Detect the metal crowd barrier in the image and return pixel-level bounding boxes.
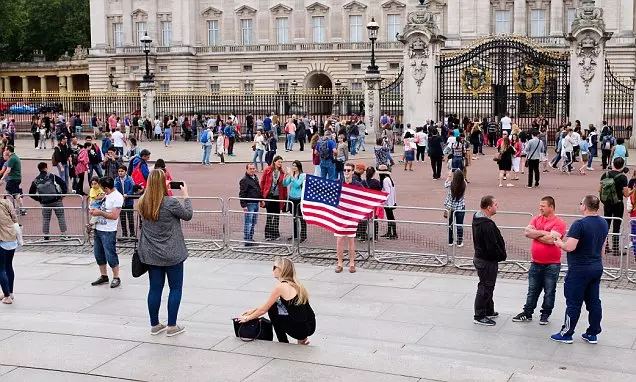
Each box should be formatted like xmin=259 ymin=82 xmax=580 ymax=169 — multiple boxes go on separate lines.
xmin=15 ymin=194 xmax=86 ymax=246
xmin=453 ymin=210 xmax=534 ymax=273
xmin=297 ymin=216 xmax=371 ymax=261
xmin=177 ymin=197 xmax=225 ymax=251
xmin=627 ymin=218 xmax=636 ymax=283
xmin=557 ymin=214 xmax=624 ymax=281
xmin=226 ymin=197 xmax=295 ymax=256
xmin=372 ymin=207 xmax=450 ymax=267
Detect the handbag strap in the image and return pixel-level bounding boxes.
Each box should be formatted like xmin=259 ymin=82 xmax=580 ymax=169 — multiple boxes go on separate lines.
xmin=134 ymin=214 xmax=141 ymax=252
xmin=237 ymin=319 xmax=261 ymax=342
xmin=529 ymin=140 xmax=541 ymax=159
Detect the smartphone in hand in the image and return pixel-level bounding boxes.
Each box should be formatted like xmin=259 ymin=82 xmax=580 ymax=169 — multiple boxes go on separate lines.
xmin=169 ymin=181 xmax=185 ymax=190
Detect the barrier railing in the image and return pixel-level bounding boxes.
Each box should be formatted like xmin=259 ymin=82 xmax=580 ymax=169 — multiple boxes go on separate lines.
xmin=453 ymin=210 xmax=534 ymax=273
xmin=297 ymin=217 xmax=371 ymax=261
xmin=178 ymin=197 xmax=225 ymax=251
xmin=226 ymin=197 xmax=295 ymax=255
xmin=558 ymin=214 xmax=624 ymax=281
xmin=372 ymin=207 xmax=450 ymax=267
xmin=627 ymin=218 xmax=636 ymax=283
xmin=16 ymin=194 xmax=86 ymax=246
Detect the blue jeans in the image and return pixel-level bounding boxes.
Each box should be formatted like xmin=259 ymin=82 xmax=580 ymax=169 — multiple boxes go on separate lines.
xmin=58 ymin=164 xmax=69 ymax=187
xmin=147 ymin=262 xmax=184 ymax=327
xmin=202 ymin=145 xmax=212 ymax=164
xmin=523 ymin=262 xmax=561 ymax=316
xmin=451 ymin=156 xmax=464 ymax=171
xmin=350 ymin=137 xmax=358 ymax=155
xmin=320 ymin=159 xmax=336 ymax=180
xmin=93 ymin=230 xmax=119 ymax=268
xmin=75 ymin=126 xmax=82 ymax=138
xmin=587 ymin=148 xmax=596 ymax=168
xmin=164 ymin=128 xmax=172 ymax=146
xmin=448 ymin=210 xmax=464 ymax=245
xmin=631 ymin=220 xmax=636 ymax=257
xmin=357 ymin=136 xmax=365 ymax=151
xmin=243 ymin=203 xmax=259 ymax=242
xmin=252 ymin=149 xmax=264 ymax=170
xmin=88 ymin=163 xmax=103 ymax=179
xmin=560 ymin=266 xmax=603 ymax=336
xmin=286 ymin=133 xmax=296 ymax=150
xmin=273 ymin=125 xmax=279 ymax=140
xmin=0 ymin=247 xmax=15 ymax=297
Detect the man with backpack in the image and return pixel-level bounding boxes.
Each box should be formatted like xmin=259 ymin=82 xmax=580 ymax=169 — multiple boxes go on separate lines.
xmin=28 ymin=162 xmax=68 ymax=241
xmin=599 ymin=157 xmax=630 ymax=255
xmin=53 ymin=135 xmax=71 ymax=187
xmin=224 ymin=120 xmax=236 ymax=156
xmin=85 ymin=136 xmax=103 ymax=179
xmin=316 ymin=130 xmax=338 ymax=180
xmin=600 ymin=132 xmax=616 ymax=170
xmin=200 ymin=124 xmax=213 ymax=165
xmin=127 ymin=149 xmax=151 ymax=188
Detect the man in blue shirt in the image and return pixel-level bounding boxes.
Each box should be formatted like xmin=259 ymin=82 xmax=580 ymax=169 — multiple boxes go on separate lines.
xmin=263 ymin=114 xmax=272 ymax=133
xmin=551 ymin=195 xmax=608 ymax=344
xmin=115 ymin=165 xmax=135 ymax=238
xmin=315 ymin=130 xmax=337 ymax=180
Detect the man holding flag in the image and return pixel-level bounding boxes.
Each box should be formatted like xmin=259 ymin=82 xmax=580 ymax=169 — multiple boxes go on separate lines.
xmin=301 ymin=162 xmax=388 ymax=273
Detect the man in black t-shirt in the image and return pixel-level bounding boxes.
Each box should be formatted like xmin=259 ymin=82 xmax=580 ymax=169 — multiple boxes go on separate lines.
xmin=599 ymin=157 xmax=629 ymax=254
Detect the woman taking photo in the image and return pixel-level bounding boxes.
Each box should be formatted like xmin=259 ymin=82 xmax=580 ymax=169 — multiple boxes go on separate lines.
xmin=260 ymin=155 xmax=288 ymax=241
xmin=283 ymin=160 xmax=307 ymax=242
xmin=497 ymin=137 xmax=516 ymax=187
xmin=377 ymin=165 xmax=397 ymax=239
xmin=137 ymin=169 xmax=193 ymax=337
xmin=239 ymin=258 xmax=315 ymax=344
xmin=0 ymin=198 xmax=18 ymax=304
xmin=444 ymin=170 xmax=467 ymax=247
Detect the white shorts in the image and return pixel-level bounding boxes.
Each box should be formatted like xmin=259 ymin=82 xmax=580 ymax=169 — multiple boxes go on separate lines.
xmin=334 ymin=233 xmax=356 ymax=238
xmin=512 ymin=157 xmax=521 ymax=172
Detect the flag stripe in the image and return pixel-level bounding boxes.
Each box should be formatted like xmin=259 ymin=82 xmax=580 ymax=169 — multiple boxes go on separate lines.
xmin=301 ymin=203 xmax=366 ymax=223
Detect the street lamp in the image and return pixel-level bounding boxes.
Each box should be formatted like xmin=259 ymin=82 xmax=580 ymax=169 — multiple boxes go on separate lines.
xmin=140 ymin=32 xmax=154 ymax=83
xmin=366 ymin=17 xmax=380 ymax=74
xmin=108 ymin=73 xmax=119 ymax=89
xmin=290 ymin=80 xmax=299 ymax=114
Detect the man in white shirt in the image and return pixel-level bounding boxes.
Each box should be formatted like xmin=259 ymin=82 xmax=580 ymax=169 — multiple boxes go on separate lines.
xmin=111 ymin=127 xmax=126 ymax=158
xmin=500 ymin=113 xmax=512 ymax=135
xmin=571 ymin=128 xmax=581 ymax=162
xmin=89 ymin=176 xmax=124 ymax=288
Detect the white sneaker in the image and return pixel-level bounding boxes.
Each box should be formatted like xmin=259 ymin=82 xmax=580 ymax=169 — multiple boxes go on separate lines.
xmin=457 ymin=243 xmax=464 ymax=248
xmin=587 ymin=167 xmax=594 ymax=171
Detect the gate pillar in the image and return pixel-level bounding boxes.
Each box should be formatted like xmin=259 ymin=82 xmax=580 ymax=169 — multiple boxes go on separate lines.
xmin=567 ymin=0 xmax=612 ymax=129
xmin=397 ymin=0 xmax=445 ymax=126
xmin=364 ymin=73 xmax=382 ymax=138
xmin=139 ymin=81 xmax=156 ymax=122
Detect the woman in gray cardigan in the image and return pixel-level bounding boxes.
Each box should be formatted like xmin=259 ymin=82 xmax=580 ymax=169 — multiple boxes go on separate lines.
xmin=137 ymin=169 xmax=193 ymax=337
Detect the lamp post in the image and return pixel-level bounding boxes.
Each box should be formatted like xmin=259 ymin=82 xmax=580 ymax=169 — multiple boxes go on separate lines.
xmin=140 ymin=32 xmax=154 ymax=83
xmin=366 ymin=17 xmax=380 ymax=75
xmin=291 ymin=79 xmax=298 ymax=114
xmin=334 ymin=79 xmax=342 ymax=116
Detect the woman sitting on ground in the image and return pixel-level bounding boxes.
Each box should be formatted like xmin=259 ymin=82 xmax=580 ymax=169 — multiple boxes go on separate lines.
xmin=239 ymin=258 xmax=316 ymax=345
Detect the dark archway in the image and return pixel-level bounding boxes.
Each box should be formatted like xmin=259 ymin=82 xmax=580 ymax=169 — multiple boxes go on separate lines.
xmin=305 ymin=72 xmax=333 ymax=116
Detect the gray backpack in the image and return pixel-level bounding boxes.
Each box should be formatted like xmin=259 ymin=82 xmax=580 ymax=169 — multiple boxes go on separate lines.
xmin=35 ymin=174 xmax=61 ymax=204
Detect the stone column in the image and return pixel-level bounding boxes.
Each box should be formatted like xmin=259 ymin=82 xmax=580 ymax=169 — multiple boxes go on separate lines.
xmin=59 ymin=75 xmax=67 ymax=93
xmin=568 ymin=1 xmax=612 ymax=130
xmin=39 ymin=75 xmax=47 ymax=93
xmin=66 ymin=75 xmax=74 ymax=92
xmin=550 ymin=0 xmax=564 ymax=36
xmin=620 ymin=0 xmax=634 ymax=36
xmin=513 ymin=0 xmax=526 ymax=35
xmin=446 ymin=0 xmax=459 ymax=41
xmin=397 ymin=2 xmax=444 ymax=126
xmin=0 ymin=78 xmax=4 ymax=93
xmin=476 ymin=0 xmax=491 ymax=37
xmin=139 ymin=81 xmax=157 ymax=120
xmin=3 ymin=77 xmax=10 ymax=93
xmin=21 ymin=76 xmax=29 ymax=93
xmin=364 ymin=73 xmax=382 ymax=138
xmin=122 ymin=0 xmax=133 ymax=46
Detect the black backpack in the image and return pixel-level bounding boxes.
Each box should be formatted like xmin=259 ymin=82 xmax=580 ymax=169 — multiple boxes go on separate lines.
xmin=88 ymin=145 xmax=100 ymax=164
xmin=35 ymin=174 xmax=61 ymax=204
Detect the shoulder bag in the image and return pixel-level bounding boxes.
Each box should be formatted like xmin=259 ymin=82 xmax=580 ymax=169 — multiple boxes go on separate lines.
xmin=232 ymin=317 xmax=274 ymax=342
xmin=524 ymin=141 xmax=541 ymax=168
xmin=131 ymin=215 xmax=148 ymax=278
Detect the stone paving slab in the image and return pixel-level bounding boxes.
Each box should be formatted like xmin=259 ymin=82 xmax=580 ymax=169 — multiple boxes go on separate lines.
xmin=0 ymin=251 xmax=635 ymax=381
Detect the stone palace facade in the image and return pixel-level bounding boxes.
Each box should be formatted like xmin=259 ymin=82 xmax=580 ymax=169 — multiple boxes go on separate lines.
xmin=88 ymin=0 xmax=636 ymax=91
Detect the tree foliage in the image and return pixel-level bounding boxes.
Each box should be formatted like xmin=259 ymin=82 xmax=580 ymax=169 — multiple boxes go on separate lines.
xmin=0 ymin=0 xmax=90 ymax=62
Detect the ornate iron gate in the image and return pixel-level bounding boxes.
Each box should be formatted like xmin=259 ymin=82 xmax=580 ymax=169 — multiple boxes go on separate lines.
xmin=380 ymin=68 xmax=404 ymax=119
xmin=436 ymin=36 xmax=570 ymax=134
xmin=604 ymin=60 xmax=634 ymax=140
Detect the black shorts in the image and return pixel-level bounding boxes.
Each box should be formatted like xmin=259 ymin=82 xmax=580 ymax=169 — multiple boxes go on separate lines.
xmin=5 ymin=179 xmax=22 ymax=195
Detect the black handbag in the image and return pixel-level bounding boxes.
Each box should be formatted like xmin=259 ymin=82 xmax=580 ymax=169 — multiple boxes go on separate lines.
xmin=232 ymin=317 xmax=274 ymax=342
xmin=131 ymin=216 xmax=148 ymax=278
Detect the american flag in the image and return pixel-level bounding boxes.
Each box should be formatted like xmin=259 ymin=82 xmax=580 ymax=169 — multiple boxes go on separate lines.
xmin=301 ymin=175 xmax=389 ymax=235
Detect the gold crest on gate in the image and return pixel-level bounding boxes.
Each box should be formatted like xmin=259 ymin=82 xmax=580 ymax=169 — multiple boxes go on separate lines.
xmin=461 ymin=62 xmax=491 ymax=99
xmin=513 ymin=63 xmax=545 ymax=99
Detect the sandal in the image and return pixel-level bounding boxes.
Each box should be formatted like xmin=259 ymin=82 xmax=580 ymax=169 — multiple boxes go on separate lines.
xmin=335 ymin=265 xmax=343 ymax=273
xmin=349 ymin=266 xmax=356 ymax=273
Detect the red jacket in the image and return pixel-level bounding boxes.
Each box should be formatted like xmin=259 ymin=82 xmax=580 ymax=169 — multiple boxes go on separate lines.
xmin=260 ymin=166 xmax=288 ymax=209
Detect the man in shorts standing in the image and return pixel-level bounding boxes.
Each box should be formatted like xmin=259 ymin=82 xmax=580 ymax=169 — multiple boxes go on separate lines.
xmin=335 ymin=163 xmax=362 ymax=274
xmin=0 ymin=145 xmax=25 ymax=215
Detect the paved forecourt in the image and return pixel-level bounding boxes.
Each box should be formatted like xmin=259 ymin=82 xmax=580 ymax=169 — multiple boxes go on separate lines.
xmin=0 ymin=251 xmax=634 ymax=381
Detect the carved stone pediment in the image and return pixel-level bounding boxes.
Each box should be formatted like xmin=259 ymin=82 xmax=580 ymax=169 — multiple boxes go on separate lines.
xmin=235 ymin=5 xmax=257 ymax=17
xmin=381 ymin=0 xmax=407 ymax=11
xmin=201 ymin=6 xmax=223 ymax=18
xmin=490 ymin=0 xmax=514 ymax=10
xmin=306 ymin=2 xmax=330 ymax=13
xmin=270 ymin=3 xmax=293 ymax=15
xmin=343 ymin=1 xmax=368 ymax=12
xmin=571 ymin=0 xmax=606 ymax=36
xmin=131 ymin=8 xmax=147 ymax=17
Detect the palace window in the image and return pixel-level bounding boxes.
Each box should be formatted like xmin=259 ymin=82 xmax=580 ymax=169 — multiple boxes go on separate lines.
xmin=312 ymin=16 xmax=326 ymax=43
xmin=349 ymin=15 xmax=363 ymax=42
xmin=241 ymin=19 xmax=253 ymax=45
xmin=207 ymin=20 xmax=219 ymax=46
xmin=387 ymin=14 xmax=401 ymax=41
xmin=495 ymin=10 xmax=511 ymax=34
xmin=113 ymin=23 xmax=124 ymax=47
xmin=135 ymin=22 xmax=147 ymax=45
xmin=530 ymin=9 xmax=547 ymax=37
xmin=161 ymin=21 xmax=172 ymax=47
xmin=567 ymin=8 xmax=576 ymax=33
xmin=276 ymin=17 xmax=289 ymax=44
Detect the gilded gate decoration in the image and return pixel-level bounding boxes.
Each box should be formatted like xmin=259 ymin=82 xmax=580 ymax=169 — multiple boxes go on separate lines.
xmin=513 ymin=63 xmax=546 ymax=98
xmin=461 ymin=61 xmax=491 ymax=99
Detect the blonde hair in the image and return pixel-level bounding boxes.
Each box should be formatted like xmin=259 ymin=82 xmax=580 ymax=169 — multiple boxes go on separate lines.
xmin=137 ymin=169 xmax=168 ymax=222
xmin=274 ymin=258 xmax=309 ymax=305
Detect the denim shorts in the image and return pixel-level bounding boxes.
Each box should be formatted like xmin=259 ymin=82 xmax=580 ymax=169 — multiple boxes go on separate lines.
xmin=5 ymin=179 xmax=22 ymax=195
xmin=93 ymin=230 xmax=119 ymax=267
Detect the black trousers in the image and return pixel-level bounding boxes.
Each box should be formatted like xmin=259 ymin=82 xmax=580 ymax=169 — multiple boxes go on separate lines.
xmin=267 ymin=304 xmax=316 ymax=343
xmin=603 ymin=202 xmax=623 ymax=251
xmin=228 ymin=136 xmax=235 ymax=155
xmin=289 ymin=198 xmax=306 ymax=241
xmin=120 ymin=207 xmax=135 ymax=237
xmin=264 ymin=200 xmax=281 ymax=240
xmin=473 ymin=257 xmax=498 ymax=319
xmin=527 ymin=159 xmax=540 ymax=187
xmin=383 ymin=206 xmax=397 ymax=237
xmin=416 ymin=145 xmax=426 ymax=161
xmin=430 ymin=156 xmax=443 ymax=179
xmin=601 ymin=149 xmax=611 ymax=169
xmin=33 ymin=133 xmax=40 ymax=148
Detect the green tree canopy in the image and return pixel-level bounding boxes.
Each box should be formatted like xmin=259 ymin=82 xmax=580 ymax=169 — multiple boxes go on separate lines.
xmin=0 ymin=0 xmax=90 ymax=62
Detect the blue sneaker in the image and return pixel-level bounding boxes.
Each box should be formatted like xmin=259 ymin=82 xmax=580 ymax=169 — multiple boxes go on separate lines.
xmin=550 ymin=332 xmax=573 ymax=344
xmin=582 ymin=333 xmax=598 ymax=344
